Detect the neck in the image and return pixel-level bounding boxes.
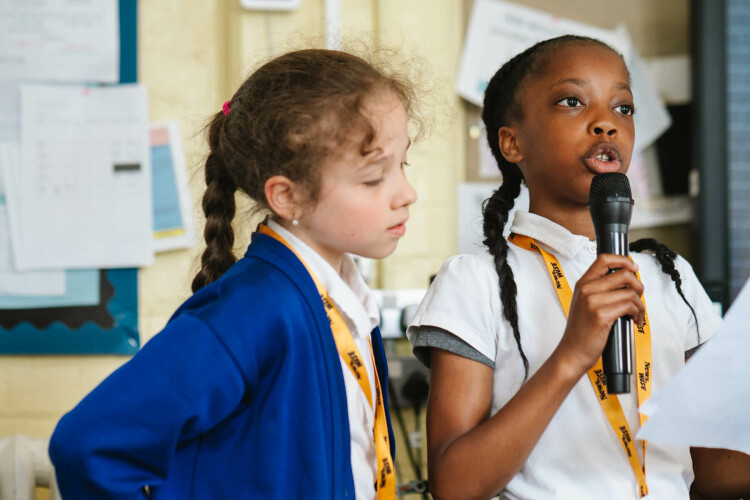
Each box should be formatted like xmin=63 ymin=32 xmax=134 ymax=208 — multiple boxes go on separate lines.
xmin=272 ymin=217 xmax=344 ymax=274
xmin=528 ymin=202 xmax=596 ymax=241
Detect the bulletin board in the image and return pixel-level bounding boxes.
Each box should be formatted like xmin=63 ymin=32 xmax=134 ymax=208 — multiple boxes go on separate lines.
xmin=0 ymin=0 xmax=140 ymax=355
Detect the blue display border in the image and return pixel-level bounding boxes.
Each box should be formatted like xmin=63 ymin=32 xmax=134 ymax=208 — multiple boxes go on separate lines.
xmin=0 ymin=270 xmax=139 ymax=354
xmin=0 ymin=0 xmax=140 ymax=355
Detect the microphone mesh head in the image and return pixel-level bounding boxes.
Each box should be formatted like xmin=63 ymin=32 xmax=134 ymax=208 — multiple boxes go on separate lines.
xmin=589 ymin=173 xmax=631 ymax=203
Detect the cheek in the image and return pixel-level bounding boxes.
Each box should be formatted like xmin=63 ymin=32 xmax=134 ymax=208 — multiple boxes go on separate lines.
xmin=327 ymin=204 xmax=375 ymax=238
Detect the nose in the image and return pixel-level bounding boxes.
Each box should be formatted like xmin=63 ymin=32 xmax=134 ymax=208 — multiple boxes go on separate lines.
xmin=589 ymin=109 xmax=617 ymax=137
xmin=592 ymin=124 xmax=616 ymax=136
xmin=394 ymin=168 xmax=418 ymax=208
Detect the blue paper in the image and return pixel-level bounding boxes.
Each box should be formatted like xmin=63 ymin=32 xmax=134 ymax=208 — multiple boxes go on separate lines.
xmin=151 ymin=143 xmax=183 ymax=232
xmin=0 ymin=269 xmax=100 ymax=309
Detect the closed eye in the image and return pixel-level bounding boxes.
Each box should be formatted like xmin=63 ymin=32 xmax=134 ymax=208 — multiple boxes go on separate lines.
xmin=364 ymin=178 xmax=383 ymax=187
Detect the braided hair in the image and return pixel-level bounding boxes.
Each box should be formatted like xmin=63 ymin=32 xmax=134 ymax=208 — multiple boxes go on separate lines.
xmin=481 ymin=35 xmax=699 ymax=380
xmin=192 ymin=49 xmax=418 ymax=292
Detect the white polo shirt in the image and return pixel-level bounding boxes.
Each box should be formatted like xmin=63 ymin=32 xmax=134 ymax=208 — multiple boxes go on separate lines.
xmin=407 ymin=211 xmax=722 ymax=499
xmin=269 ymin=220 xmax=379 ymax=500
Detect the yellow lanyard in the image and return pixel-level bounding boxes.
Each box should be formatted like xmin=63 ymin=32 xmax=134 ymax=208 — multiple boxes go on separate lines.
xmin=259 ymin=225 xmax=396 ymax=499
xmin=509 ymin=233 xmax=652 ymax=497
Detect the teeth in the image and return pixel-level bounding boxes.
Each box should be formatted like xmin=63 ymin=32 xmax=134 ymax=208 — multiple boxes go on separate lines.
xmin=596 ymin=153 xmax=612 ymax=161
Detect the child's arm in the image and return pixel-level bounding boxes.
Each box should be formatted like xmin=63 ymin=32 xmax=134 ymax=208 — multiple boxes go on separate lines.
xmin=49 ymin=314 xmax=246 ymax=499
xmin=426 ymin=254 xmax=643 ymax=500
xmin=691 ymin=447 xmax=750 ymax=499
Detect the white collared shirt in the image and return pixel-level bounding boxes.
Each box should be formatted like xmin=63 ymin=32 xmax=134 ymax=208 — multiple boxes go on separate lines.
xmin=408 ymin=211 xmax=722 ymax=499
xmin=268 ymin=220 xmax=379 ymax=500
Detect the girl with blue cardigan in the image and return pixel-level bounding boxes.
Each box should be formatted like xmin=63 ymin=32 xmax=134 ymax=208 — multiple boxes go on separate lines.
xmin=49 ymin=49 xmax=419 ymax=499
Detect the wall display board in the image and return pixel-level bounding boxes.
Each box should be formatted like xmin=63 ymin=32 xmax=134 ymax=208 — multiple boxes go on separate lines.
xmin=0 ymin=0 xmax=140 ymax=355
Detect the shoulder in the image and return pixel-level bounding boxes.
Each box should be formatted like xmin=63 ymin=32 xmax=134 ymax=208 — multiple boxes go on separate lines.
xmin=408 ymin=252 xmax=502 ymax=361
xmin=170 ymin=241 xmax=326 ymax=356
xmin=439 ymin=251 xmax=498 ymax=279
xmin=630 ymin=250 xmax=699 ymax=289
xmin=179 ymin=233 xmax=318 ymax=323
xmin=181 ymin=259 xmax=306 ymax=322
xmin=428 ymin=252 xmax=501 ymax=299
xmin=631 ymin=250 xmax=722 ymax=345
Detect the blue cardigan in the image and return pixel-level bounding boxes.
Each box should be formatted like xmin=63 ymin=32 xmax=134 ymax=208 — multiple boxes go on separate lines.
xmin=49 ymin=232 xmax=395 ymax=499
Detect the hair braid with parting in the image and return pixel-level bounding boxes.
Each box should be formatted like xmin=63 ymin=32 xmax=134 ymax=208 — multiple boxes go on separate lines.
xmin=482 ymin=37 xmax=601 ymax=380
xmin=481 ymin=35 xmax=702 ymax=381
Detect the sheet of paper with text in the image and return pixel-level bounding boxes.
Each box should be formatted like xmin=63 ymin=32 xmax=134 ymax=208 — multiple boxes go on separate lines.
xmin=7 ymin=84 xmax=153 ymax=270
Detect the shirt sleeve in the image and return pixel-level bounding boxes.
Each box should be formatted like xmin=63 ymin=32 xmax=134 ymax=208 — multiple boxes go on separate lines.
xmin=49 ymin=313 xmax=247 ymax=500
xmin=407 ymin=254 xmax=500 ymax=363
xmin=674 ymin=255 xmax=723 ymax=350
xmin=411 ymin=325 xmax=496 ymax=369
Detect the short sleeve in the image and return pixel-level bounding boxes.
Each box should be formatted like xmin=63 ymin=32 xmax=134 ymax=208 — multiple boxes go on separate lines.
xmin=406 ymin=254 xmax=500 ymax=362
xmin=674 ymin=255 xmax=723 ymax=350
xmin=411 ymin=325 xmax=496 ymax=369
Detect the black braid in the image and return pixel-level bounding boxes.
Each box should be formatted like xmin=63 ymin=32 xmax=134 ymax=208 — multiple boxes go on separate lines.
xmin=481 ymin=35 xmax=614 ymax=381
xmin=629 ymin=238 xmax=701 ymax=345
xmin=482 ymin=171 xmax=527 ymax=378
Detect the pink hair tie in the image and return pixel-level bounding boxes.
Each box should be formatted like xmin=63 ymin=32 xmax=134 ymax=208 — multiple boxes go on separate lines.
xmin=222 ymin=100 xmax=231 ymax=116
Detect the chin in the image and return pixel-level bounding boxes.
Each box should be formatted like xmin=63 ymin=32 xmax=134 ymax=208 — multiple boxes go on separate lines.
xmin=363 ymin=245 xmax=399 ymax=261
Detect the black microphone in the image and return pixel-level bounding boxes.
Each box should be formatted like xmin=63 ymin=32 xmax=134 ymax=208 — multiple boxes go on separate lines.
xmin=588 ymin=173 xmax=634 ymax=394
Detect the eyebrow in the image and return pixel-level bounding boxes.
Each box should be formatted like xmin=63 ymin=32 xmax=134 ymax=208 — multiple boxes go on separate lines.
xmin=549 ymin=77 xmax=632 ymax=93
xmin=365 ymin=138 xmax=412 ymax=163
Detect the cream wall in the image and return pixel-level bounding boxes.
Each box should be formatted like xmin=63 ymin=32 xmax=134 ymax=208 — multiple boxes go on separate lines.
xmin=0 ymin=0 xmax=690 ymax=494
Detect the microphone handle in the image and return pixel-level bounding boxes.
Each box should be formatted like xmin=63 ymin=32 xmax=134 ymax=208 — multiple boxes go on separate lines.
xmin=597 ymin=228 xmax=632 ymax=394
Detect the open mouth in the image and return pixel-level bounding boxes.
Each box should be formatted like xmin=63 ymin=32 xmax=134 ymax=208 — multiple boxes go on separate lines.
xmin=584 ymin=143 xmax=622 ymax=173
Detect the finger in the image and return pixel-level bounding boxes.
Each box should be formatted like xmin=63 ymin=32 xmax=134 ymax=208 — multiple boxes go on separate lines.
xmin=582 ymin=289 xmax=646 ymax=325
xmin=581 ymin=254 xmax=639 ymax=280
xmin=577 ymin=270 xmax=644 ymax=297
xmin=599 ymin=268 xmax=644 ymax=295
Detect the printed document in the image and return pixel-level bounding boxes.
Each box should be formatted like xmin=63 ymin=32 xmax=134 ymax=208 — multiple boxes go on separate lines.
xmin=6 ymin=85 xmax=153 ymax=270
xmin=638 ymin=279 xmax=750 ymax=455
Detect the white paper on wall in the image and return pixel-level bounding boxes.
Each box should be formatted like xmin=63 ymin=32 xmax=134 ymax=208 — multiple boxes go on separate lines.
xmin=0 ymin=0 xmax=119 ymax=83
xmin=0 ymin=156 xmax=65 ymax=296
xmin=6 ymin=84 xmax=153 ymax=271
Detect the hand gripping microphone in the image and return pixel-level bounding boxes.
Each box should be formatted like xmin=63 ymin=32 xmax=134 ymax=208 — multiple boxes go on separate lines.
xmin=588 ymin=173 xmax=634 ymax=394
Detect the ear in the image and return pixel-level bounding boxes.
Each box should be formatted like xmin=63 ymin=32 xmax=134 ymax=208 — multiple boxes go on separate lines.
xmin=498 ymin=126 xmax=524 ymax=164
xmin=264 ymin=175 xmax=304 ymax=222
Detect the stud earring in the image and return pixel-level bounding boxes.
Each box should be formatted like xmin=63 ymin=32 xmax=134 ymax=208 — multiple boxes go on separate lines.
xmin=292 ymin=219 xmax=299 ymax=226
